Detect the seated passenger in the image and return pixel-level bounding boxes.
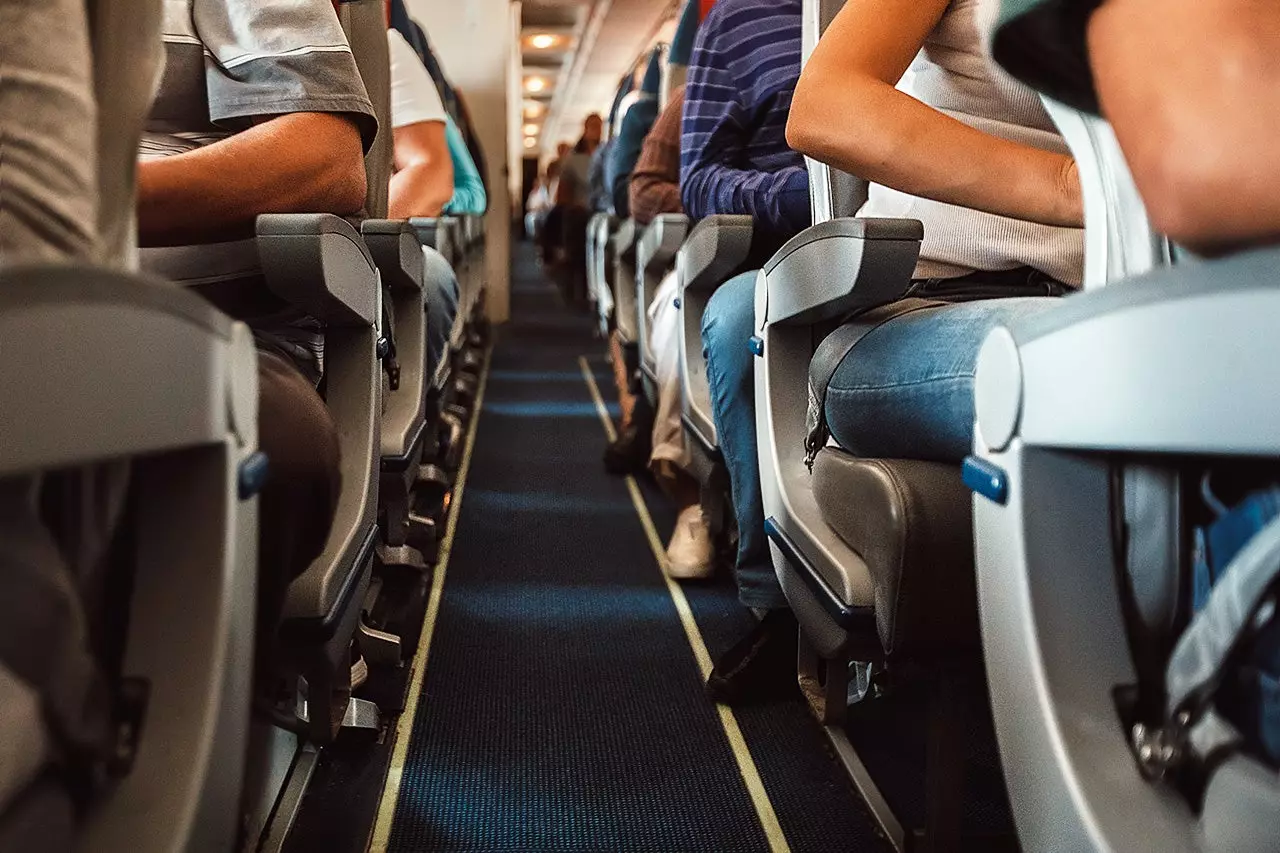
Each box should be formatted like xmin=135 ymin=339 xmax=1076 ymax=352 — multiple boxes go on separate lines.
xmin=606 ymin=50 xmax=663 ymax=219
xmin=389 ymin=0 xmax=489 ymax=201
xmin=137 ymin=0 xmax=377 ymax=680
xmin=386 ymin=1 xmax=487 ymax=217
xmin=628 ymin=85 xmax=716 ymax=579
xmin=783 ymin=0 xmax=1082 ymax=460
xmin=386 ymin=21 xmax=465 ymax=373
xmin=440 ymin=116 xmax=488 ymax=216
xmin=682 ymin=0 xmax=809 ymax=703
xmin=993 ymin=0 xmax=1280 ymax=256
xmin=599 ymin=57 xmax=664 ymax=477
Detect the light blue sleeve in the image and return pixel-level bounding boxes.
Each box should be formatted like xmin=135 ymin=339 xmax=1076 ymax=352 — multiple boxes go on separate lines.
xmin=443 ymin=116 xmax=487 ymax=215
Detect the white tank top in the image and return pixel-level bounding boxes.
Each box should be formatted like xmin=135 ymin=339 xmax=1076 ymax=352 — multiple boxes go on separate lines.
xmin=857 ymin=0 xmax=1084 ymax=285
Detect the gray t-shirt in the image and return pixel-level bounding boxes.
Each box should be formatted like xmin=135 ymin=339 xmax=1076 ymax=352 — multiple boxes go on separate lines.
xmin=139 ymin=0 xmax=377 ymax=379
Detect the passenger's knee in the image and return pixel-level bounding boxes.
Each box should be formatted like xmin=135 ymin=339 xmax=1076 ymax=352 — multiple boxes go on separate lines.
xmin=701 ymin=271 xmax=757 ymax=375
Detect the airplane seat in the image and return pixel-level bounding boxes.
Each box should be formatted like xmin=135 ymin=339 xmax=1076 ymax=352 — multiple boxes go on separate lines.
xmin=589 ymin=211 xmax=620 ymax=338
xmin=0 ymin=2 xmax=259 ymax=850
xmin=753 ymin=0 xmax=1019 ymax=845
xmin=636 ymin=213 xmax=689 ymax=401
xmin=633 ymin=38 xmax=691 ymax=404
xmin=611 ymin=44 xmax=668 ymax=396
xmin=341 ymin=0 xmax=436 ymax=585
xmin=255 ymin=0 xmax=389 ymax=744
xmin=663 ymin=0 xmax=697 ymax=110
xmin=675 ymin=213 xmax=754 ymax=517
xmin=964 ymin=98 xmax=1280 ymax=853
xmin=612 ymin=217 xmax=641 ymax=387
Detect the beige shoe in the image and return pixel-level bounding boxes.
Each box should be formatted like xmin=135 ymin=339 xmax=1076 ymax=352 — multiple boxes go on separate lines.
xmin=350 ymin=655 xmax=369 ymax=690
xmin=665 ymin=504 xmax=715 ymax=579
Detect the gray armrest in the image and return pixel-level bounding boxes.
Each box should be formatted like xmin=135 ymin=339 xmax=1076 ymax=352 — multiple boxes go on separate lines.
xmin=760 ymin=217 xmax=923 ymax=327
xmin=361 ymin=219 xmax=425 ymax=294
xmin=362 ymin=221 xmax=429 ymax=460
xmin=613 ymin=218 xmax=637 ymax=260
xmin=408 ymin=215 xmax=460 ymax=261
xmin=613 ymin=219 xmax=640 ymax=343
xmin=976 ymin=247 xmax=1280 ymax=457
xmin=638 ymin=213 xmax=690 ymax=278
xmin=678 ymin=215 xmax=753 ymax=295
xmin=256 ymin=213 xmax=378 ymax=327
xmin=0 ymin=265 xmax=257 ymax=475
xmin=676 ymin=215 xmax=753 ymax=449
xmin=755 ymin=216 xmax=922 ymax=644
xmin=636 ymin=214 xmax=690 ymax=376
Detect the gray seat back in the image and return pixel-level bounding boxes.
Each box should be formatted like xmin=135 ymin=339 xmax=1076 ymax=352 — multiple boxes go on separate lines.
xmin=1039 ymin=96 xmax=1173 ymax=289
xmin=801 ymin=0 xmax=866 ymax=223
xmin=339 ymin=0 xmax=393 ymax=219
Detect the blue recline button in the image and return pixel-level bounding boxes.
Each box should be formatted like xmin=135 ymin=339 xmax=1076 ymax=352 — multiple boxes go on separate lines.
xmin=673 ymin=297 xmax=681 ymax=309
xmin=748 ymin=335 xmax=764 ymax=357
xmin=238 ymin=451 xmax=271 ymax=500
xmin=963 ymin=455 xmax=1007 ymax=505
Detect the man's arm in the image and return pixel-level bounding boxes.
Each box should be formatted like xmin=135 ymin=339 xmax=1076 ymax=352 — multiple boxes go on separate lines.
xmin=137 ymin=112 xmax=366 ymax=247
xmin=389 ymin=120 xmax=454 ymax=219
xmin=1087 ymin=0 xmax=1280 ymax=254
xmin=630 ymin=89 xmax=685 ymax=225
xmin=679 ymin=16 xmax=810 ymax=235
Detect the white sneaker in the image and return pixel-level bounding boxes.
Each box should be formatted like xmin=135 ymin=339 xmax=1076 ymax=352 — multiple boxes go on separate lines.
xmin=665 ymin=504 xmax=715 ymax=579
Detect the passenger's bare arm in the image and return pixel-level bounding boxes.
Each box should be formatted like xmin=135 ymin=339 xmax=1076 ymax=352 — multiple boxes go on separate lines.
xmin=787 ymin=0 xmax=1082 ymax=227
xmin=137 ymin=112 xmax=366 ymax=246
xmin=388 ymin=120 xmax=454 ymax=219
xmin=1088 ymin=0 xmax=1280 ymax=254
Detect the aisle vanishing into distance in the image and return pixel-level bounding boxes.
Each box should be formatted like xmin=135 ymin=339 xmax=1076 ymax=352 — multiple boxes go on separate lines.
xmin=382 ymin=242 xmax=888 ymax=852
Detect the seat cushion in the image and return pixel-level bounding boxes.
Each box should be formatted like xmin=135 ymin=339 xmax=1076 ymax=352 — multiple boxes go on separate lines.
xmin=812 ymin=448 xmax=979 ymax=660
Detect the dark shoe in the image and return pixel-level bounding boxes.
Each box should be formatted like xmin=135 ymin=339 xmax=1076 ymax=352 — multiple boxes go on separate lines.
xmin=602 ymin=423 xmax=651 ymax=476
xmin=705 ymin=609 xmax=799 ymax=705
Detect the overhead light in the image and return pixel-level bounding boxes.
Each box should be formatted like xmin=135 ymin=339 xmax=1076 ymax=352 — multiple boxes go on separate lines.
xmin=522 ymin=123 xmax=539 ymax=136
xmin=525 ymin=77 xmax=546 ymax=93
xmin=529 ymin=34 xmax=556 ymax=49
xmin=523 ymin=137 xmax=538 ymax=149
xmin=523 ymin=101 xmax=545 ymax=117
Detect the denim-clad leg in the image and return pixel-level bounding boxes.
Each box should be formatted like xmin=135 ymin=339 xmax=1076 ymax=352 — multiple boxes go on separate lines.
xmin=824 ymin=297 xmax=1064 ymax=461
xmin=701 ymin=270 xmax=788 ymax=610
xmin=421 ymin=245 xmax=460 ymax=376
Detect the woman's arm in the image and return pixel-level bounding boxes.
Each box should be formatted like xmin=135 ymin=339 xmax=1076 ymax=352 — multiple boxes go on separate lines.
xmin=786 ymin=0 xmax=1081 ymax=227
xmin=1088 ymin=0 xmax=1280 ymax=254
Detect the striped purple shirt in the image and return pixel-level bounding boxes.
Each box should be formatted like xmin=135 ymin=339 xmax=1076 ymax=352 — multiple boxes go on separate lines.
xmin=679 ymin=0 xmax=809 ymax=239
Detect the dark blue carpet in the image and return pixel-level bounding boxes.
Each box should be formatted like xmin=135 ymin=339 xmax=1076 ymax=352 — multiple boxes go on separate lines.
xmin=388 ymin=243 xmax=886 ymax=852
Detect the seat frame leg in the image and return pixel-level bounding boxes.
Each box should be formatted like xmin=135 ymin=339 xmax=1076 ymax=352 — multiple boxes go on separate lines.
xmin=797 ymin=630 xmax=849 ymax=726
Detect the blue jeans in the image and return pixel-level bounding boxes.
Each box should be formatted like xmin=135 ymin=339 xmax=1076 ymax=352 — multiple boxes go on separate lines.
xmin=702 ymin=271 xmax=787 ymax=610
xmin=422 ymin=246 xmax=459 ymax=376
xmin=824 ymin=297 xmax=1063 ymax=460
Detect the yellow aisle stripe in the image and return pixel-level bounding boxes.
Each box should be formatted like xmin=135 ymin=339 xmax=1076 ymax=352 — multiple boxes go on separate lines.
xmin=577 ymin=356 xmax=792 ymax=853
xmin=368 ymin=346 xmax=493 ymax=853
